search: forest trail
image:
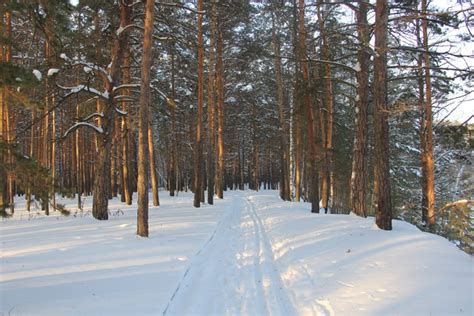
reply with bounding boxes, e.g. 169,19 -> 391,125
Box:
163,191 -> 313,316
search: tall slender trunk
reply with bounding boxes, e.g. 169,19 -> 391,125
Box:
121,51 -> 132,205
421,0 -> 435,228
373,0 -> 392,230
75,104 -> 82,209
169,44 -> 178,197
271,6 -> 290,201
298,0 -> 319,213
193,0 -> 204,207
252,103 -> 259,191
215,19 -> 225,199
44,5 -> 56,211
316,0 -> 333,213
207,0 -> 217,205
350,0 -> 370,217
137,0 -> 154,236
148,120 -> 159,206
4,9 -> 14,214
292,0 -> 302,202
0,11 -> 6,213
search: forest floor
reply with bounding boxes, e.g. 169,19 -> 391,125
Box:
1,190 -> 472,315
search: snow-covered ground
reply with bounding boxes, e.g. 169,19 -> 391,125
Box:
1,190 -> 472,315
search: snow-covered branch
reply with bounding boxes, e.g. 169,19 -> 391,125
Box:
63,122 -> 103,138
57,83 -> 110,100
113,83 -> 141,92
60,53 -> 112,83
115,108 -> 128,116
82,112 -> 104,122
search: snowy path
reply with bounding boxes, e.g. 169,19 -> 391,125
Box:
164,192 -> 297,316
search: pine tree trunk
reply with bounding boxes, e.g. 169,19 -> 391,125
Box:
316,0 -> 333,213
193,0 -> 204,208
0,11 -> 6,213
421,0 -> 436,228
350,1 -> 370,217
207,0 -> 217,205
121,52 -> 133,205
148,120 -> 159,206
298,0 -> 319,213
137,0 -> 154,236
92,0 -> 130,221
373,0 -> 392,230
272,7 -> 290,201
215,21 -> 225,200
169,44 -> 177,197
292,0 -> 301,202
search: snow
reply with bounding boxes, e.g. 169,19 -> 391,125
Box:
241,83 -> 253,92
32,69 -> 42,81
354,61 -> 361,72
63,122 -> 103,137
115,107 -> 128,116
1,191 -> 472,315
58,84 -> 110,100
47,68 -> 60,77
83,66 -> 92,74
116,26 -> 124,36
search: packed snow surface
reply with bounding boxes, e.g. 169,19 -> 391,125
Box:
1,191 -> 472,315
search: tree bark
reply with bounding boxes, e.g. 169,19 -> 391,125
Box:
207,0 -> 217,205
193,0 -> 204,207
316,0 -> 333,213
121,51 -> 132,205
350,0 -> 370,217
0,11 -> 6,213
373,0 -> 392,230
298,0 -> 319,213
215,17 -> 225,199
137,0 -> 154,236
148,120 -> 159,206
271,6 -> 290,201
92,0 -> 130,220
420,0 -> 436,228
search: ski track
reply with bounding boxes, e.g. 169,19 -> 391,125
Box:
163,192 -> 300,316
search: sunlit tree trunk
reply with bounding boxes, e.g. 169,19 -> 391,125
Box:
148,120 -> 159,206
92,1 -> 130,220
298,0 -> 319,213
121,51 -> 132,205
193,0 -> 204,207
316,0 -> 333,213
0,11 -> 6,213
271,6 -> 290,201
350,0 -> 370,217
215,16 -> 225,199
420,0 -> 435,228
373,0 -> 392,230
137,0 -> 154,236
4,9 -> 14,214
292,0 -> 302,202
207,0 -> 217,205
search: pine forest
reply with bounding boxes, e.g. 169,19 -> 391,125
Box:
0,1 -> 473,315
